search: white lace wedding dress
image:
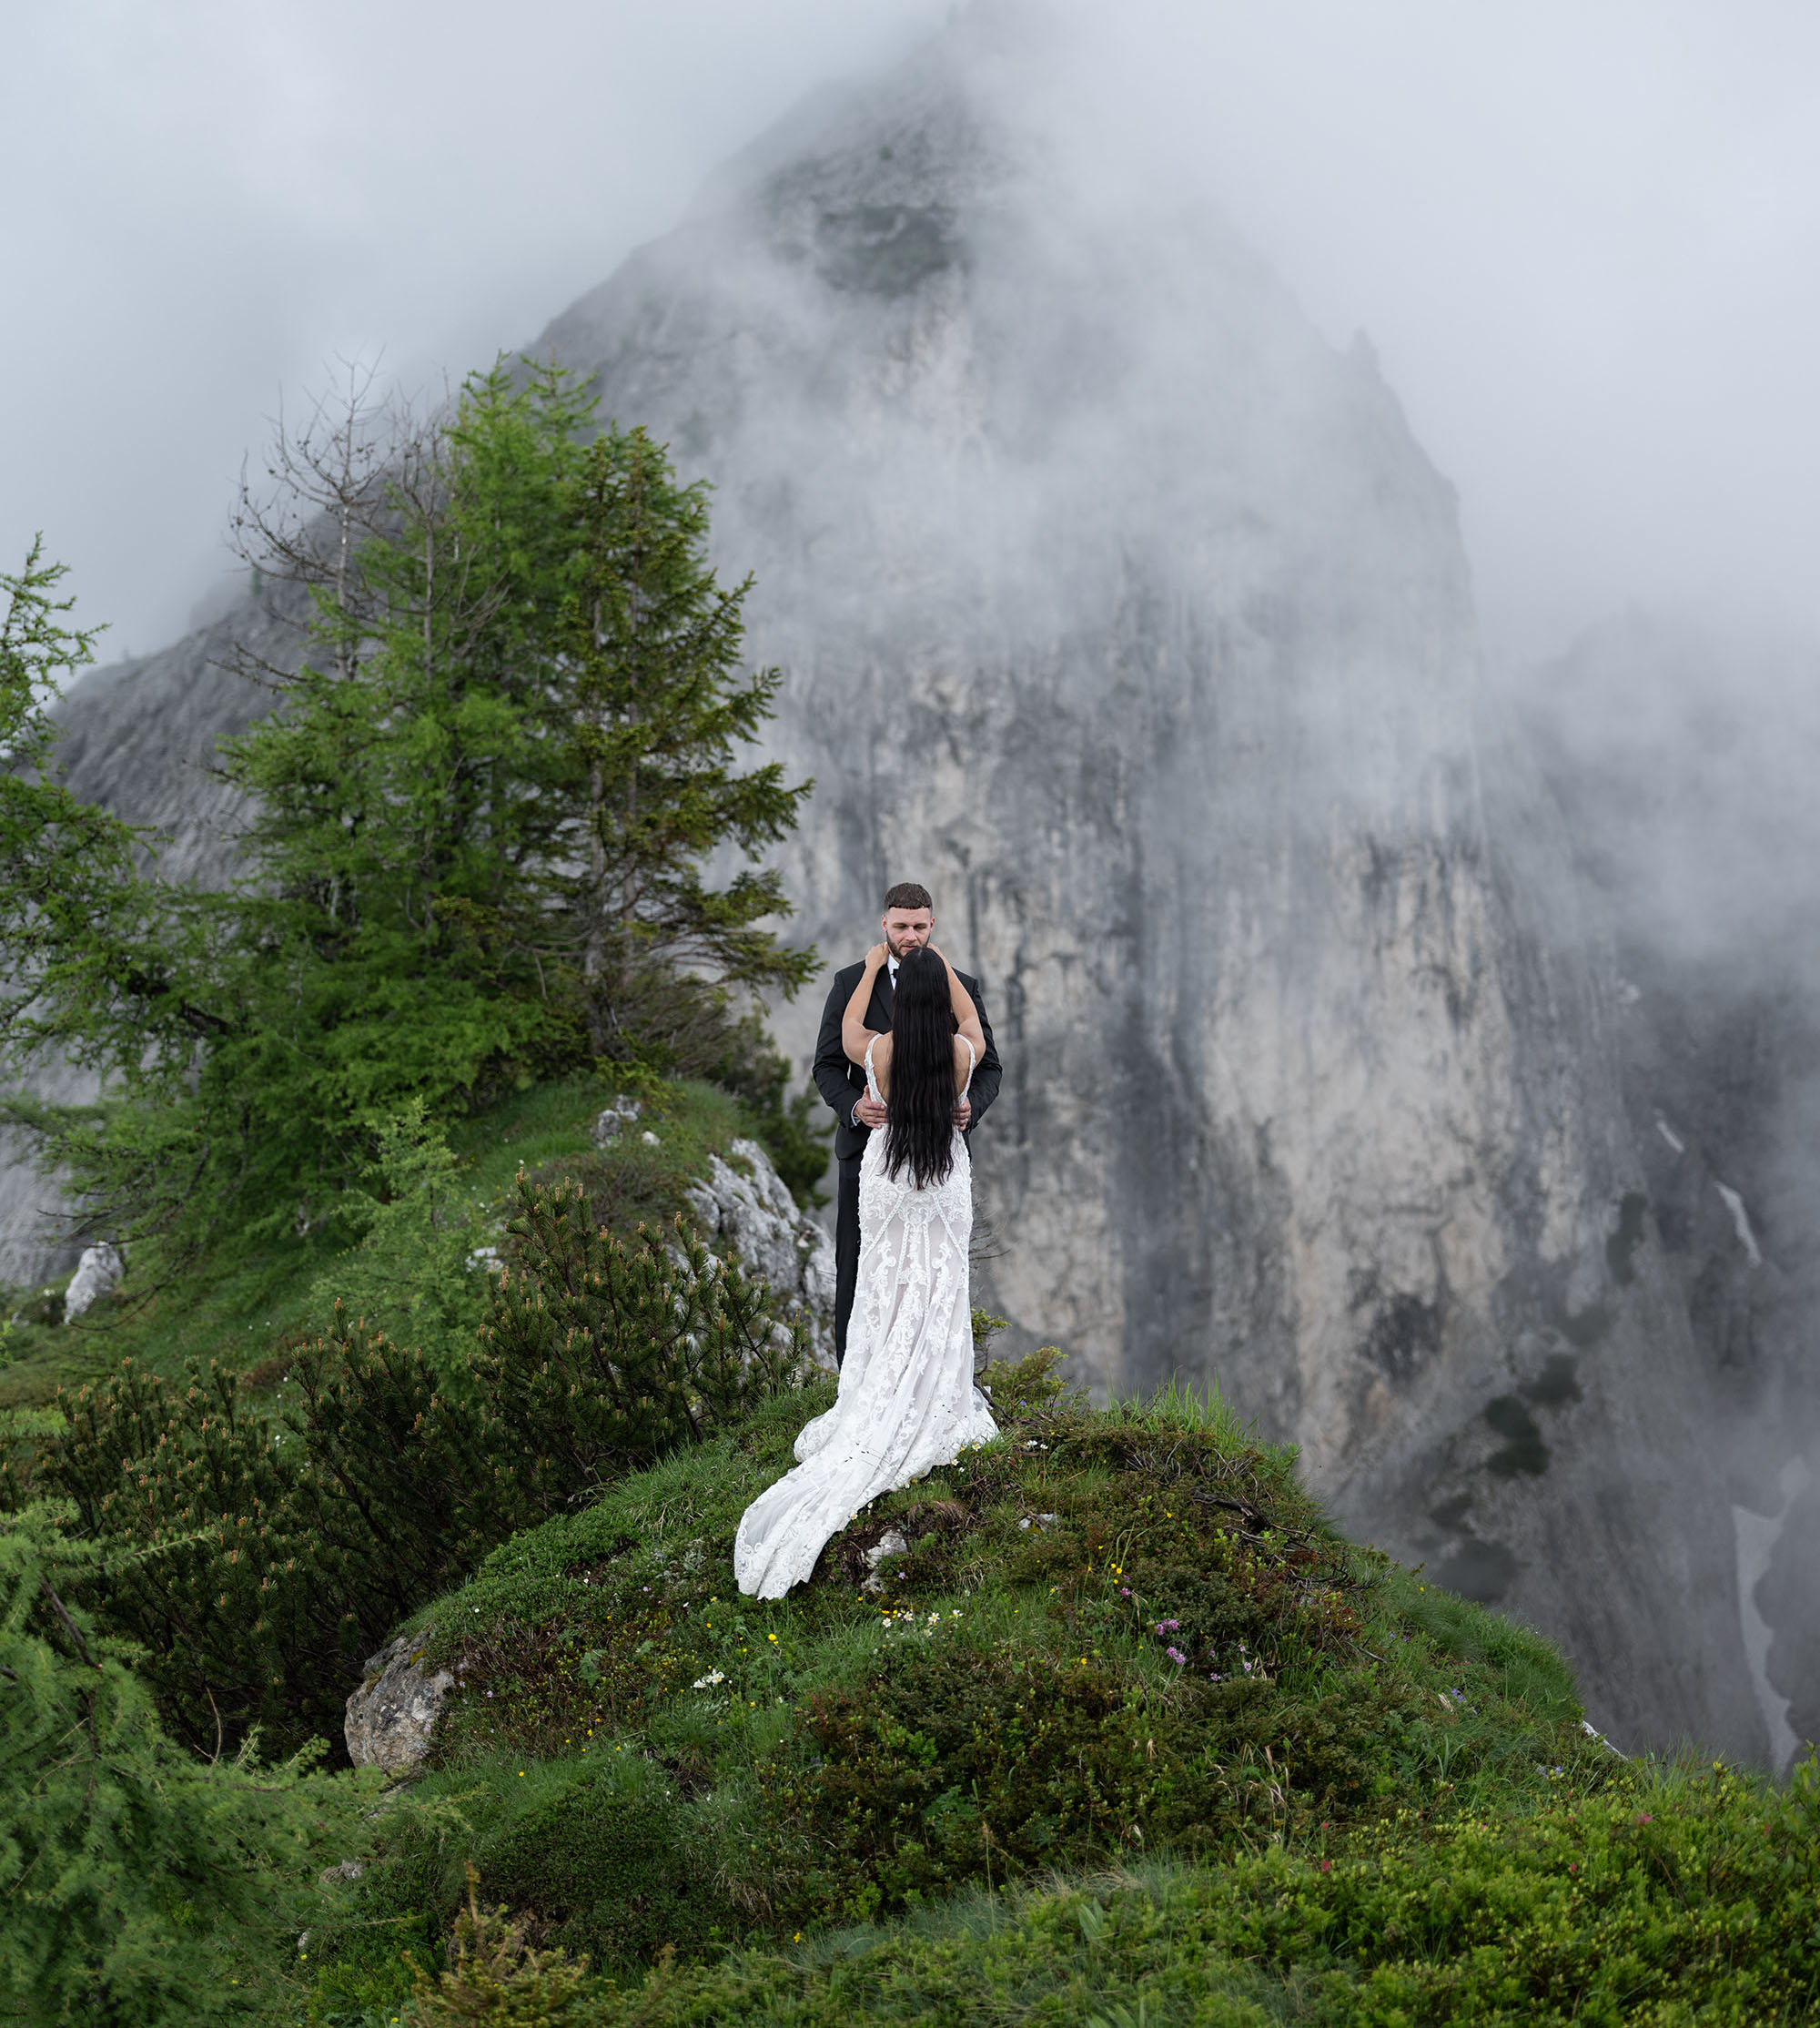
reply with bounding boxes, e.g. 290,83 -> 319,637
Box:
733,1039 -> 998,1598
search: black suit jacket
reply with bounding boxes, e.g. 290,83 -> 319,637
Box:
813,958 -> 1003,1163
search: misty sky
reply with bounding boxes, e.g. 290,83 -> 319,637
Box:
5,0 -> 1818,666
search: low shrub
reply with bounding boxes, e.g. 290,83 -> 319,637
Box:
0,1502 -> 377,2023
474,1175 -> 807,1509
976,1344 -> 1073,1415
403,1759 -> 1820,2024
406,1868 -> 594,2025
475,1760 -> 728,1967
34,1313 -> 498,1753
26,1166 -> 807,1753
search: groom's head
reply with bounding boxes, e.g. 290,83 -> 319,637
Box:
880,881 -> 934,960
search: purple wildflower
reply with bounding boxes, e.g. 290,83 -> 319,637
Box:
1166,1646 -> 1187,1666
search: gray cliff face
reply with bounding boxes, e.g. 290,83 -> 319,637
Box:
8,25 -> 1776,1753
531,34 -> 1760,1752
1502,613 -> 1820,1769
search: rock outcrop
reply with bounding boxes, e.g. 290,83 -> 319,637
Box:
592,1097 -> 646,1149
344,1631 -> 454,1775
1495,613 -> 1820,1769
684,1138 -> 837,1361
8,15 -> 1794,1756
61,1242 -> 124,1322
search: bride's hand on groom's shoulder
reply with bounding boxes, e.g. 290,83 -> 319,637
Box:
866,941 -> 891,968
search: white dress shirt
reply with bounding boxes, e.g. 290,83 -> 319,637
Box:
853,956 -> 900,1126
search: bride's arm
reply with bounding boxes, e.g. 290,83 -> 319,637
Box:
930,948 -> 986,1058
842,943 -> 891,1065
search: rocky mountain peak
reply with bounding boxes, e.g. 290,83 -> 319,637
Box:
11,14 -> 1791,1759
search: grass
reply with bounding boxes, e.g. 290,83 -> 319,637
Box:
11,1112 -> 1816,2023
1102,1373 -> 1259,1453
0,1074 -> 775,1421
287,1354 -> 1815,2027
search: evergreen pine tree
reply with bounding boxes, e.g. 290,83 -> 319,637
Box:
556,424 -> 816,1057
6,363 -> 820,1252
0,542 -> 170,1072
208,361 -> 598,1191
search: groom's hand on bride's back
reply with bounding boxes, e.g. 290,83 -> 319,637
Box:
851,1094 -> 965,1126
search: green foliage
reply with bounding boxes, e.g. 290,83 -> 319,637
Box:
0,1073 -> 759,1425
206,367 -> 816,1213
407,1866 -> 593,2024
469,1757 -> 726,1970
28,1156 -> 806,1756
9,367 -> 818,1261
314,1377 -> 1620,2006
419,1756 -> 1820,2023
212,360 -> 597,1159
552,421 -> 816,1054
0,541 -> 137,1069
308,1100 -> 488,1366
970,1307 -> 1010,1354
1384,1560 -> 1582,1722
0,1501 -> 377,2023
474,1170 -> 808,1507
977,1343 -> 1071,1414
1105,1372 -> 1252,1448
35,1325 -> 495,1754
0,552 -> 227,1244
708,1019 -> 831,1208
743,1420 -> 1413,1924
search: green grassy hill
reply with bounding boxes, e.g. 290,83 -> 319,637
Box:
309,1362 -> 1819,2027
5,1083 -> 1815,2025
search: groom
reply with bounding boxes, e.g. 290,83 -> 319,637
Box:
813,881 -> 1003,1364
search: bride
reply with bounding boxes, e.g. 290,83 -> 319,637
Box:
733,941 -> 999,1598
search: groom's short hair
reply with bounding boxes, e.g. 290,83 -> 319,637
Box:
882,881 -> 933,914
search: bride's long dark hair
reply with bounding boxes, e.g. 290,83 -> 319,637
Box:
883,946 -> 958,1189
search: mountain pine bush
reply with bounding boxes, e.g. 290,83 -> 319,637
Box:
0,1502 -> 375,2022
37,1322 -> 487,1755
474,1173 -> 809,1509
23,1163 -> 807,1756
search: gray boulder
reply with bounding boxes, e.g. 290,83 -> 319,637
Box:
343,1631 -> 453,1775
62,1242 -> 124,1322
592,1096 -> 644,1148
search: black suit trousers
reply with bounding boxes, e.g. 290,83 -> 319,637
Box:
834,1151 -> 864,1364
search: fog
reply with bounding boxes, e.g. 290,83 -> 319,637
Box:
8,0 -> 1820,1758
5,1 -> 1820,667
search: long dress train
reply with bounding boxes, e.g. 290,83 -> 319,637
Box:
733,1039 -> 997,1598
